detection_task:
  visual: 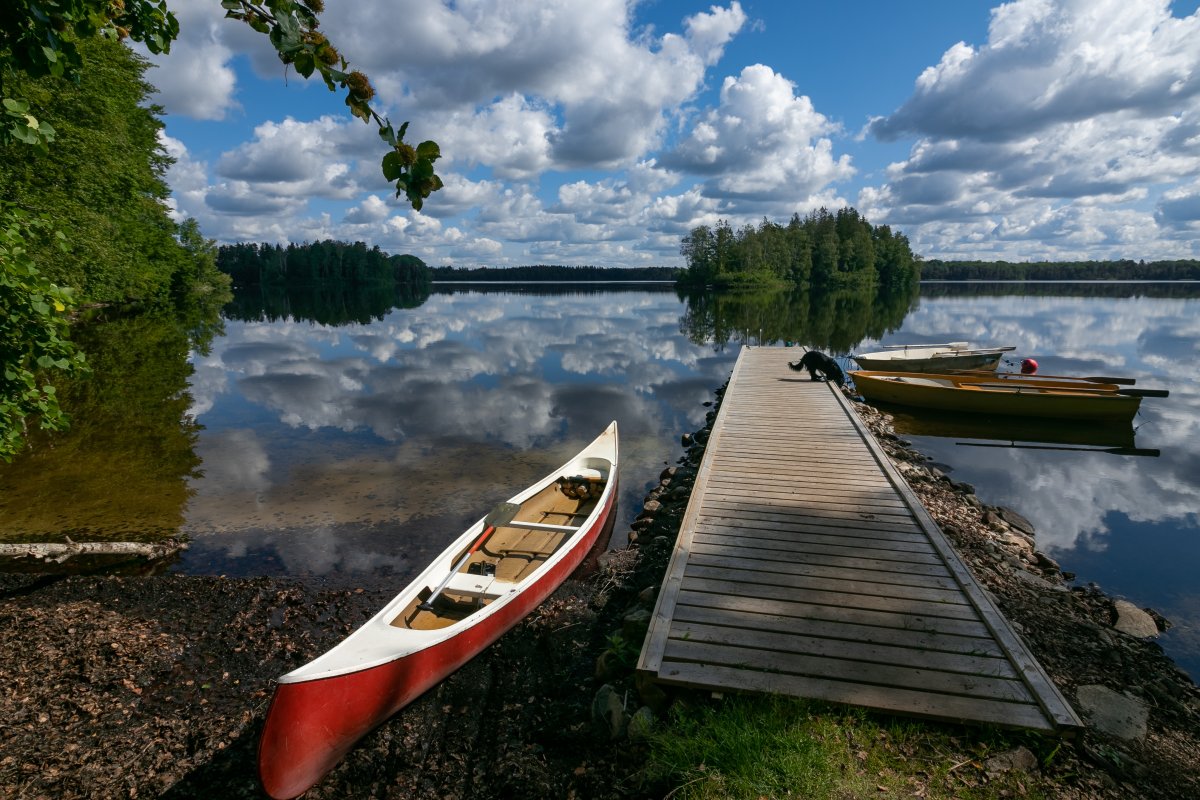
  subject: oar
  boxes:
[969,370,1144,387]
[1082,375,1137,385]
[957,442,1160,456]
[418,501,521,612]
[974,382,1168,398]
[1114,388,1169,398]
[1108,447,1162,457]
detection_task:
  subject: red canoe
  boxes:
[257,422,619,799]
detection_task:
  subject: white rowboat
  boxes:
[852,342,1015,373]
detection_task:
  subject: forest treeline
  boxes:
[430,264,681,281]
[1,37,230,460]
[920,282,1200,300]
[678,207,919,291]
[919,259,1200,280]
[0,38,229,308]
[216,241,429,287]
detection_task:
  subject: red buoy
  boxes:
[1020,358,1038,374]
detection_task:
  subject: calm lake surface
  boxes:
[2,281,1197,679]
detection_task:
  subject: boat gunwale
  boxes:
[850,370,1130,395]
[275,422,618,684]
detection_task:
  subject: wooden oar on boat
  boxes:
[972,381,1169,398]
[949,369,1144,386]
[956,442,1161,457]
[418,501,521,611]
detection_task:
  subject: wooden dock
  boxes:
[637,346,1081,732]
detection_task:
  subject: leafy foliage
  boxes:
[0,205,89,461]
[220,0,443,210]
[1,37,193,304]
[0,0,179,149]
[174,219,233,304]
[1,2,441,208]
[679,208,920,292]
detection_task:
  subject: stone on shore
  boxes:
[1076,684,1149,741]
[1112,599,1160,638]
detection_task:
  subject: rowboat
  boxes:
[258,422,619,800]
[849,371,1166,422]
[852,342,1015,373]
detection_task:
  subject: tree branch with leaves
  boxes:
[1,0,442,460]
[1,0,442,208]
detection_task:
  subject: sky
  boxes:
[139,0,1200,269]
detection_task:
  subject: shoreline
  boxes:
[1,384,1197,798]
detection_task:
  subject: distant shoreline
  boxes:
[920,279,1200,284]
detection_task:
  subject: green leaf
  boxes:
[416,141,441,161]
[411,160,433,181]
[293,51,315,78]
[3,98,29,113]
[381,151,403,181]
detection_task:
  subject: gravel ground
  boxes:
[0,558,659,800]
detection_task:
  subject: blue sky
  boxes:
[141,0,1200,268]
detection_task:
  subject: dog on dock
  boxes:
[788,350,846,387]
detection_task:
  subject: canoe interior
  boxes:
[392,479,602,631]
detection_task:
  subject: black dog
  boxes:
[788,350,846,386]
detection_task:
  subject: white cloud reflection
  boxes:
[879,293,1200,555]
[181,289,737,577]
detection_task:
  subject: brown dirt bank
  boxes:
[1,386,1198,799]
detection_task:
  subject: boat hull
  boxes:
[850,371,1141,422]
[852,352,1004,372]
[257,427,618,799]
[852,344,1012,373]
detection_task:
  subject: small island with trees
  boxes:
[676,207,919,292]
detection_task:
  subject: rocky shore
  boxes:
[1,383,1198,799]
[849,398,1200,798]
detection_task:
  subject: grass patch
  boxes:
[642,693,1058,800]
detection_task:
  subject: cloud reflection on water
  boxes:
[883,294,1200,550]
[182,289,738,578]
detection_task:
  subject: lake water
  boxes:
[1,281,1196,679]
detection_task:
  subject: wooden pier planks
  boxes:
[637,346,1081,732]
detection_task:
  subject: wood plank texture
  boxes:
[637,345,1082,733]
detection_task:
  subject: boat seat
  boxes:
[890,376,953,388]
[439,571,515,600]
